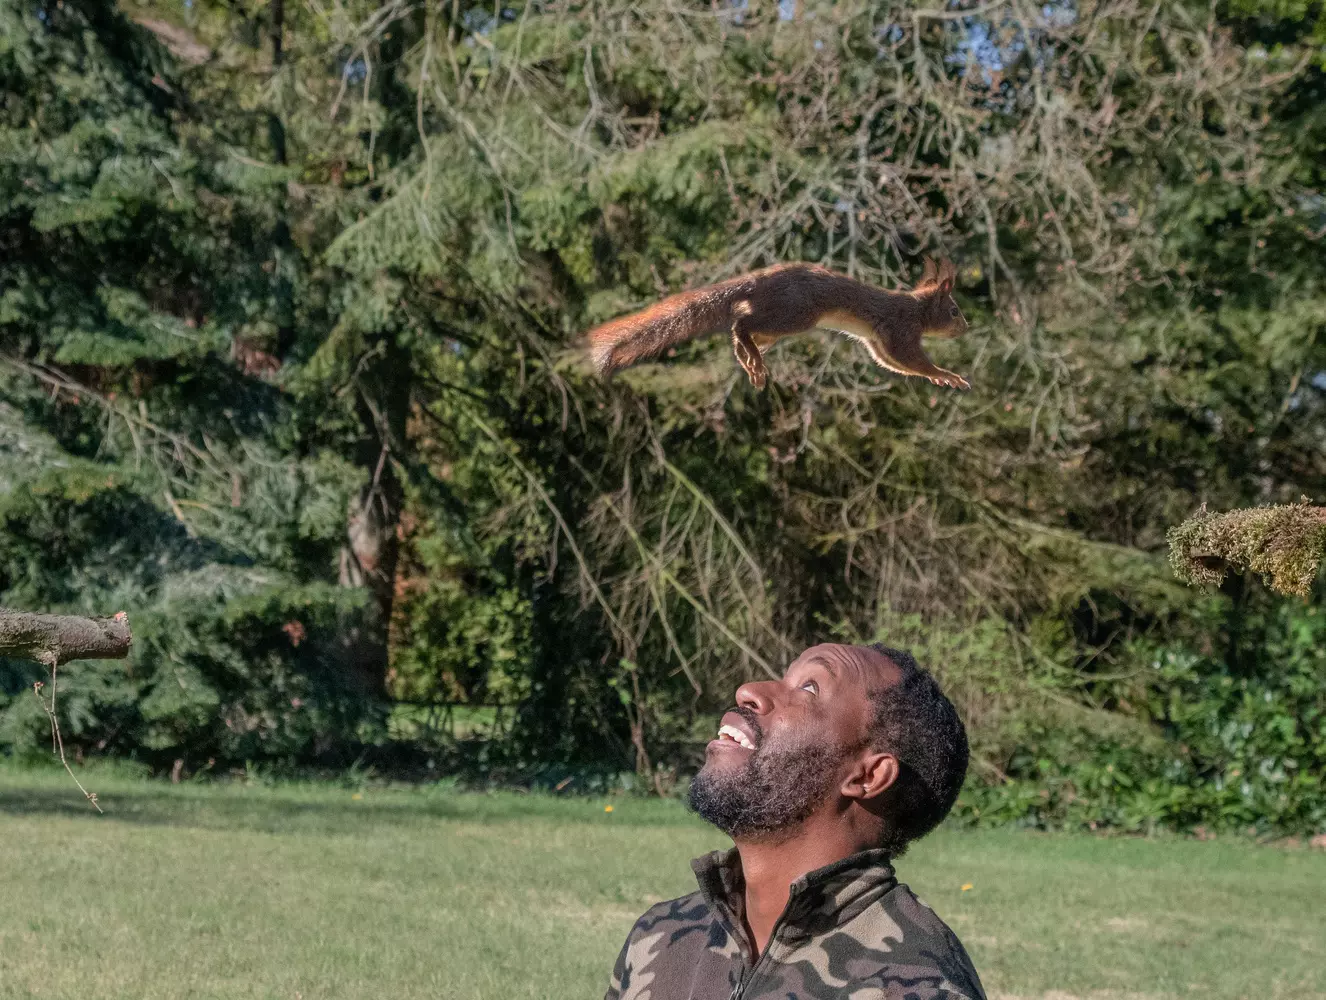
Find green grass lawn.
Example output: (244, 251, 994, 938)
(1, 766, 1323, 1000)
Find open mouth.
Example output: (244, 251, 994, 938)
(709, 711, 759, 752)
(716, 724, 755, 750)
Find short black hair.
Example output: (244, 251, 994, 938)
(864, 643, 969, 857)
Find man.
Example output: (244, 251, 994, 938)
(604, 642, 985, 1000)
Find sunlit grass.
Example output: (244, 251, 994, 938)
(1, 765, 1323, 1000)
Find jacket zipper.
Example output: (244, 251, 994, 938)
(727, 969, 747, 1000)
(727, 895, 800, 1000)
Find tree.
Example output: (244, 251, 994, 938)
(313, 0, 1324, 778)
(4, 0, 1323, 834)
(0, 0, 379, 768)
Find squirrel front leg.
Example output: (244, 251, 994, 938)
(729, 301, 769, 389)
(876, 333, 970, 391)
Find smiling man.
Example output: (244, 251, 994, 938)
(603, 642, 985, 1000)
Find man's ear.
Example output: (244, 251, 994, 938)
(841, 750, 900, 802)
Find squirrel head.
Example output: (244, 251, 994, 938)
(913, 257, 968, 339)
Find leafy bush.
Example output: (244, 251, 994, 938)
(956, 600, 1326, 836)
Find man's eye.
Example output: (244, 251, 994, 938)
(800, 680, 819, 695)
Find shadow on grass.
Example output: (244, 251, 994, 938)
(0, 778, 694, 836)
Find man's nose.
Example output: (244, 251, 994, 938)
(734, 679, 779, 716)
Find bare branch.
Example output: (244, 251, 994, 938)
(0, 609, 132, 666)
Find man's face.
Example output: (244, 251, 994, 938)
(687, 644, 899, 841)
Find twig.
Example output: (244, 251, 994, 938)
(32, 667, 102, 814)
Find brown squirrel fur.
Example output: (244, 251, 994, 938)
(586, 257, 970, 390)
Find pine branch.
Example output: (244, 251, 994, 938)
(1167, 502, 1326, 598)
(0, 354, 231, 485)
(0, 609, 132, 666)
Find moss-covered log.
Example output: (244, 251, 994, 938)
(1167, 502, 1326, 597)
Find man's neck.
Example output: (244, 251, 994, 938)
(734, 817, 876, 957)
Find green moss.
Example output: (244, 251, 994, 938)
(1168, 502, 1326, 597)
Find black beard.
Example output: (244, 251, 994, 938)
(687, 713, 847, 841)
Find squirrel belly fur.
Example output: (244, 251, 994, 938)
(586, 258, 970, 391)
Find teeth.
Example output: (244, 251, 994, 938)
(718, 724, 755, 750)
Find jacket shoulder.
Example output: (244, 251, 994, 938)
(877, 881, 987, 998)
(608, 891, 738, 1000)
(885, 881, 959, 931)
(623, 889, 714, 941)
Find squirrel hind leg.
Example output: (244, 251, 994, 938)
(589, 340, 617, 378)
(730, 318, 770, 390)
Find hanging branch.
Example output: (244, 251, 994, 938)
(0, 354, 233, 481)
(2, 609, 132, 813)
(1167, 502, 1326, 598)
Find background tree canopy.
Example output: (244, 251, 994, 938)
(1, 0, 1323, 835)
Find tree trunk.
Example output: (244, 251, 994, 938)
(0, 609, 131, 665)
(267, 0, 297, 360)
(338, 335, 411, 696)
(267, 0, 287, 166)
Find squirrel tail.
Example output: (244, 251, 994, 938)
(587, 284, 741, 377)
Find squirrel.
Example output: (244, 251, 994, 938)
(586, 256, 970, 391)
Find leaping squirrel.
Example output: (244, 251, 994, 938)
(586, 257, 970, 390)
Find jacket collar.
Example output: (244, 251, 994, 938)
(691, 845, 898, 937)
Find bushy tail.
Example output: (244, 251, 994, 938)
(587, 284, 741, 377)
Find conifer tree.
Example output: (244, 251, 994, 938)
(315, 0, 1325, 779)
(0, 0, 379, 768)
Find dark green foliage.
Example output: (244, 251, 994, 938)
(957, 598, 1326, 835)
(0, 0, 378, 767)
(336, 0, 1325, 804)
(0, 405, 378, 765)
(1, 0, 220, 365)
(1, 582, 379, 763)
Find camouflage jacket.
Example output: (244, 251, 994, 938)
(604, 847, 985, 1000)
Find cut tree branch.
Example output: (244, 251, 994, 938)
(2, 609, 131, 813)
(0, 609, 132, 665)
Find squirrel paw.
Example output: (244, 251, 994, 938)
(928, 373, 971, 391)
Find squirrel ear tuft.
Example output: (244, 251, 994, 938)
(919, 256, 938, 287)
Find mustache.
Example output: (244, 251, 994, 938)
(731, 705, 764, 749)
